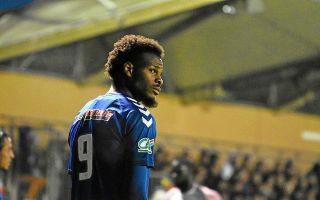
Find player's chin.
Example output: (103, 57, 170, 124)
(149, 101, 158, 108)
(143, 95, 158, 108)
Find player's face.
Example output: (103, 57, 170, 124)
(130, 52, 164, 107)
(0, 138, 14, 170)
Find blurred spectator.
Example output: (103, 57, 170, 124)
(151, 177, 173, 200)
(0, 129, 15, 200)
(306, 161, 320, 199)
(273, 174, 286, 199)
(283, 159, 294, 181)
(203, 159, 221, 192)
(154, 145, 171, 171)
(164, 158, 222, 200)
(150, 144, 320, 200)
(220, 152, 236, 182)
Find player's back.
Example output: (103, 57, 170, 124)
(68, 92, 143, 200)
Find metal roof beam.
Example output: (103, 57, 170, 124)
(0, 0, 223, 61)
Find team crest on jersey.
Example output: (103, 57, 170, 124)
(138, 138, 154, 154)
(83, 109, 114, 121)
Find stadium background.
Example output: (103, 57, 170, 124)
(0, 0, 320, 199)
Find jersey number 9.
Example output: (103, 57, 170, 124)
(78, 134, 93, 181)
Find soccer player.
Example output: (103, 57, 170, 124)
(68, 34, 165, 200)
(0, 129, 15, 200)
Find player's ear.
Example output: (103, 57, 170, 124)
(124, 62, 134, 78)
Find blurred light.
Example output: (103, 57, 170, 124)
(246, 0, 265, 15)
(96, 0, 117, 10)
(302, 130, 320, 142)
(222, 5, 236, 15)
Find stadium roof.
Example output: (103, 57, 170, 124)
(0, 0, 320, 115)
(0, 0, 223, 61)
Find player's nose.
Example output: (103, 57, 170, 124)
(156, 77, 163, 86)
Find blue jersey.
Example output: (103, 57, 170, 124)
(68, 92, 156, 200)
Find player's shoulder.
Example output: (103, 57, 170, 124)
(74, 92, 153, 123)
(72, 93, 115, 122)
(116, 95, 155, 128)
(81, 92, 133, 112)
(124, 96, 154, 121)
(124, 96, 150, 113)
(100, 92, 145, 114)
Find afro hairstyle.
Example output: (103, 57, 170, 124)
(105, 34, 164, 81)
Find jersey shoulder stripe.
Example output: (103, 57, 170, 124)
(125, 97, 154, 128)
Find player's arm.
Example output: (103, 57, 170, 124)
(132, 165, 150, 200)
(126, 109, 155, 199)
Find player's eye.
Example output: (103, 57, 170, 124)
(149, 69, 156, 74)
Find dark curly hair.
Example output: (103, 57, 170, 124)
(172, 157, 197, 176)
(105, 34, 164, 82)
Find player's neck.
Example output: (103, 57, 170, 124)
(108, 85, 134, 99)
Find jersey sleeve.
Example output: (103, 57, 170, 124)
(125, 109, 156, 167)
(131, 165, 150, 200)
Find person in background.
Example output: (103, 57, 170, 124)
(165, 158, 222, 200)
(0, 129, 15, 200)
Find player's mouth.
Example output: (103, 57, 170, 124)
(153, 87, 161, 95)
